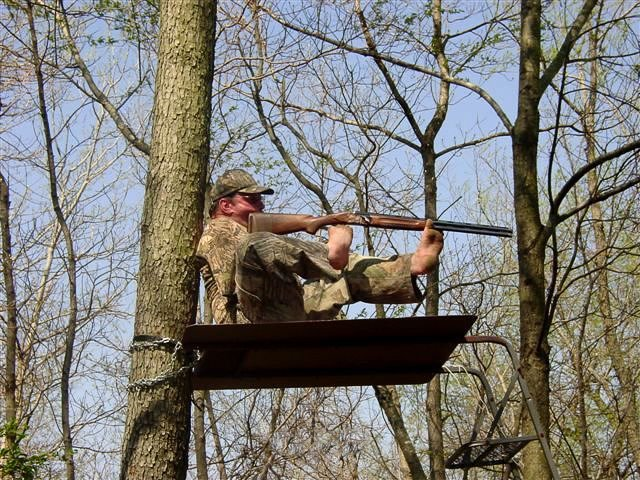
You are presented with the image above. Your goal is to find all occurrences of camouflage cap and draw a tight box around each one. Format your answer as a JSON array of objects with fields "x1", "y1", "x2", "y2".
[{"x1": 211, "y1": 169, "x2": 274, "y2": 202}]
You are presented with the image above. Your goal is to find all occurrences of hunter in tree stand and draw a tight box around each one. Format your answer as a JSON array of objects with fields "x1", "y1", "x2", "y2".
[{"x1": 196, "y1": 169, "x2": 443, "y2": 324}]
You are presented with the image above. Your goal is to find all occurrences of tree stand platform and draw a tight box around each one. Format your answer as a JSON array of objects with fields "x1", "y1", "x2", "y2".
[{"x1": 182, "y1": 315, "x2": 475, "y2": 389}]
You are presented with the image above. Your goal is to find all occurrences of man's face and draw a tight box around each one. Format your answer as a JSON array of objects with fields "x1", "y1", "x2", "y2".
[{"x1": 221, "y1": 193, "x2": 265, "y2": 226}]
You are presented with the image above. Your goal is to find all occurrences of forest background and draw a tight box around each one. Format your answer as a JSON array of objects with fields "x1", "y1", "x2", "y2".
[{"x1": 1, "y1": 0, "x2": 639, "y2": 479}]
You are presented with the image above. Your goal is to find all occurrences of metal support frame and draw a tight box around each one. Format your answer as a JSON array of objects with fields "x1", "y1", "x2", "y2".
[
  {"x1": 442, "y1": 336, "x2": 560, "y2": 480},
  {"x1": 442, "y1": 366, "x2": 531, "y2": 479}
]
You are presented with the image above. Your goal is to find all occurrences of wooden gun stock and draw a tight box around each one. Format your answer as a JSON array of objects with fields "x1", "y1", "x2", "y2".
[{"x1": 248, "y1": 212, "x2": 512, "y2": 238}]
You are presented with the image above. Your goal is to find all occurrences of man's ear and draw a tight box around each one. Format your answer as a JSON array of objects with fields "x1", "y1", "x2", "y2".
[{"x1": 218, "y1": 197, "x2": 234, "y2": 215}]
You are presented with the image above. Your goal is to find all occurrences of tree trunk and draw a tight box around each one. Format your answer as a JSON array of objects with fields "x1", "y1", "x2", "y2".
[
  {"x1": 574, "y1": 313, "x2": 589, "y2": 479},
  {"x1": 424, "y1": 145, "x2": 444, "y2": 480},
  {"x1": 119, "y1": 0, "x2": 216, "y2": 478},
  {"x1": 1, "y1": 173, "x2": 18, "y2": 447},
  {"x1": 205, "y1": 395, "x2": 229, "y2": 480},
  {"x1": 194, "y1": 391, "x2": 209, "y2": 480},
  {"x1": 512, "y1": 1, "x2": 551, "y2": 479},
  {"x1": 583, "y1": 25, "x2": 640, "y2": 473},
  {"x1": 422, "y1": 1, "x2": 449, "y2": 474},
  {"x1": 374, "y1": 385, "x2": 428, "y2": 480},
  {"x1": 27, "y1": 2, "x2": 79, "y2": 477}
]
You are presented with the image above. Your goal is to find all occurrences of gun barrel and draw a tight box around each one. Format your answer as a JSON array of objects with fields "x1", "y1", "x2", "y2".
[
  {"x1": 356, "y1": 212, "x2": 512, "y2": 238},
  {"x1": 432, "y1": 219, "x2": 512, "y2": 238}
]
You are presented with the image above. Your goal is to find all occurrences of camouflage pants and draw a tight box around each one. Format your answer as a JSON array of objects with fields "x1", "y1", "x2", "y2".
[{"x1": 235, "y1": 232, "x2": 421, "y2": 323}]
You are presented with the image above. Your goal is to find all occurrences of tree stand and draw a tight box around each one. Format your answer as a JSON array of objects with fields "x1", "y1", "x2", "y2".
[{"x1": 182, "y1": 316, "x2": 559, "y2": 478}]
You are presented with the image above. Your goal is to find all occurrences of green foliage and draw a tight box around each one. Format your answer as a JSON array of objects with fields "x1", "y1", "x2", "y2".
[
  {"x1": 0, "y1": 421, "x2": 52, "y2": 480},
  {"x1": 94, "y1": 0, "x2": 160, "y2": 42},
  {"x1": 89, "y1": 36, "x2": 117, "y2": 47}
]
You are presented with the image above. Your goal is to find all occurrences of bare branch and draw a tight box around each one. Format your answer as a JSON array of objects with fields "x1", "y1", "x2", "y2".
[
  {"x1": 56, "y1": 0, "x2": 150, "y2": 155},
  {"x1": 550, "y1": 139, "x2": 640, "y2": 223}
]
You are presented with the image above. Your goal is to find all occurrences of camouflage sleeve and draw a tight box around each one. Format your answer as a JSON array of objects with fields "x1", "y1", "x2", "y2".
[
  {"x1": 197, "y1": 219, "x2": 249, "y2": 324},
  {"x1": 197, "y1": 221, "x2": 241, "y2": 297}
]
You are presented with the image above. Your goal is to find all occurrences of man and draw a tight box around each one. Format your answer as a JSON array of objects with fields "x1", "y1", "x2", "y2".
[{"x1": 197, "y1": 169, "x2": 443, "y2": 324}]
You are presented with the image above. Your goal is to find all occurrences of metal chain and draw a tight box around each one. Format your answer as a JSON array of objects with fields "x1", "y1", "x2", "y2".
[
  {"x1": 127, "y1": 335, "x2": 200, "y2": 391},
  {"x1": 129, "y1": 335, "x2": 179, "y2": 352}
]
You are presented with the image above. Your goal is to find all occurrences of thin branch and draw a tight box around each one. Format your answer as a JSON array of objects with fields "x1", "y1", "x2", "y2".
[
  {"x1": 554, "y1": 175, "x2": 640, "y2": 226},
  {"x1": 354, "y1": 0, "x2": 423, "y2": 142},
  {"x1": 549, "y1": 139, "x2": 640, "y2": 223},
  {"x1": 539, "y1": 0, "x2": 599, "y2": 91},
  {"x1": 56, "y1": 0, "x2": 150, "y2": 155}
]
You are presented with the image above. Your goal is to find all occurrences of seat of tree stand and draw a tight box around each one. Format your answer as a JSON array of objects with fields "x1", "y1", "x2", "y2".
[
  {"x1": 442, "y1": 338, "x2": 561, "y2": 480},
  {"x1": 443, "y1": 365, "x2": 538, "y2": 472},
  {"x1": 181, "y1": 315, "x2": 476, "y2": 390}
]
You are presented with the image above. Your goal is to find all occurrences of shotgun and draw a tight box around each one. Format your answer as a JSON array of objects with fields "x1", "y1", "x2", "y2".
[{"x1": 248, "y1": 212, "x2": 512, "y2": 238}]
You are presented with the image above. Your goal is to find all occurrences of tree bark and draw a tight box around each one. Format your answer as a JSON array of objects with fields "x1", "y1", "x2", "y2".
[
  {"x1": 1, "y1": 173, "x2": 18, "y2": 447},
  {"x1": 119, "y1": 0, "x2": 215, "y2": 478},
  {"x1": 194, "y1": 391, "x2": 209, "y2": 480},
  {"x1": 512, "y1": 1, "x2": 551, "y2": 478},
  {"x1": 423, "y1": 1, "x2": 449, "y2": 476},
  {"x1": 424, "y1": 142, "x2": 444, "y2": 480}
]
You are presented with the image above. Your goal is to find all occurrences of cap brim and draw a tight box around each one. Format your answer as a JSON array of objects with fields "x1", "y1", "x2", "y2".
[{"x1": 238, "y1": 186, "x2": 274, "y2": 195}]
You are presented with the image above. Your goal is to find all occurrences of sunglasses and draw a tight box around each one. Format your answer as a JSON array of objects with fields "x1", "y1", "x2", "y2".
[{"x1": 236, "y1": 193, "x2": 263, "y2": 204}]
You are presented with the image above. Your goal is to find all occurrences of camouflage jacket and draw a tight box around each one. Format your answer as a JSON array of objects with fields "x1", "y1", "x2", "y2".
[{"x1": 196, "y1": 216, "x2": 248, "y2": 324}]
